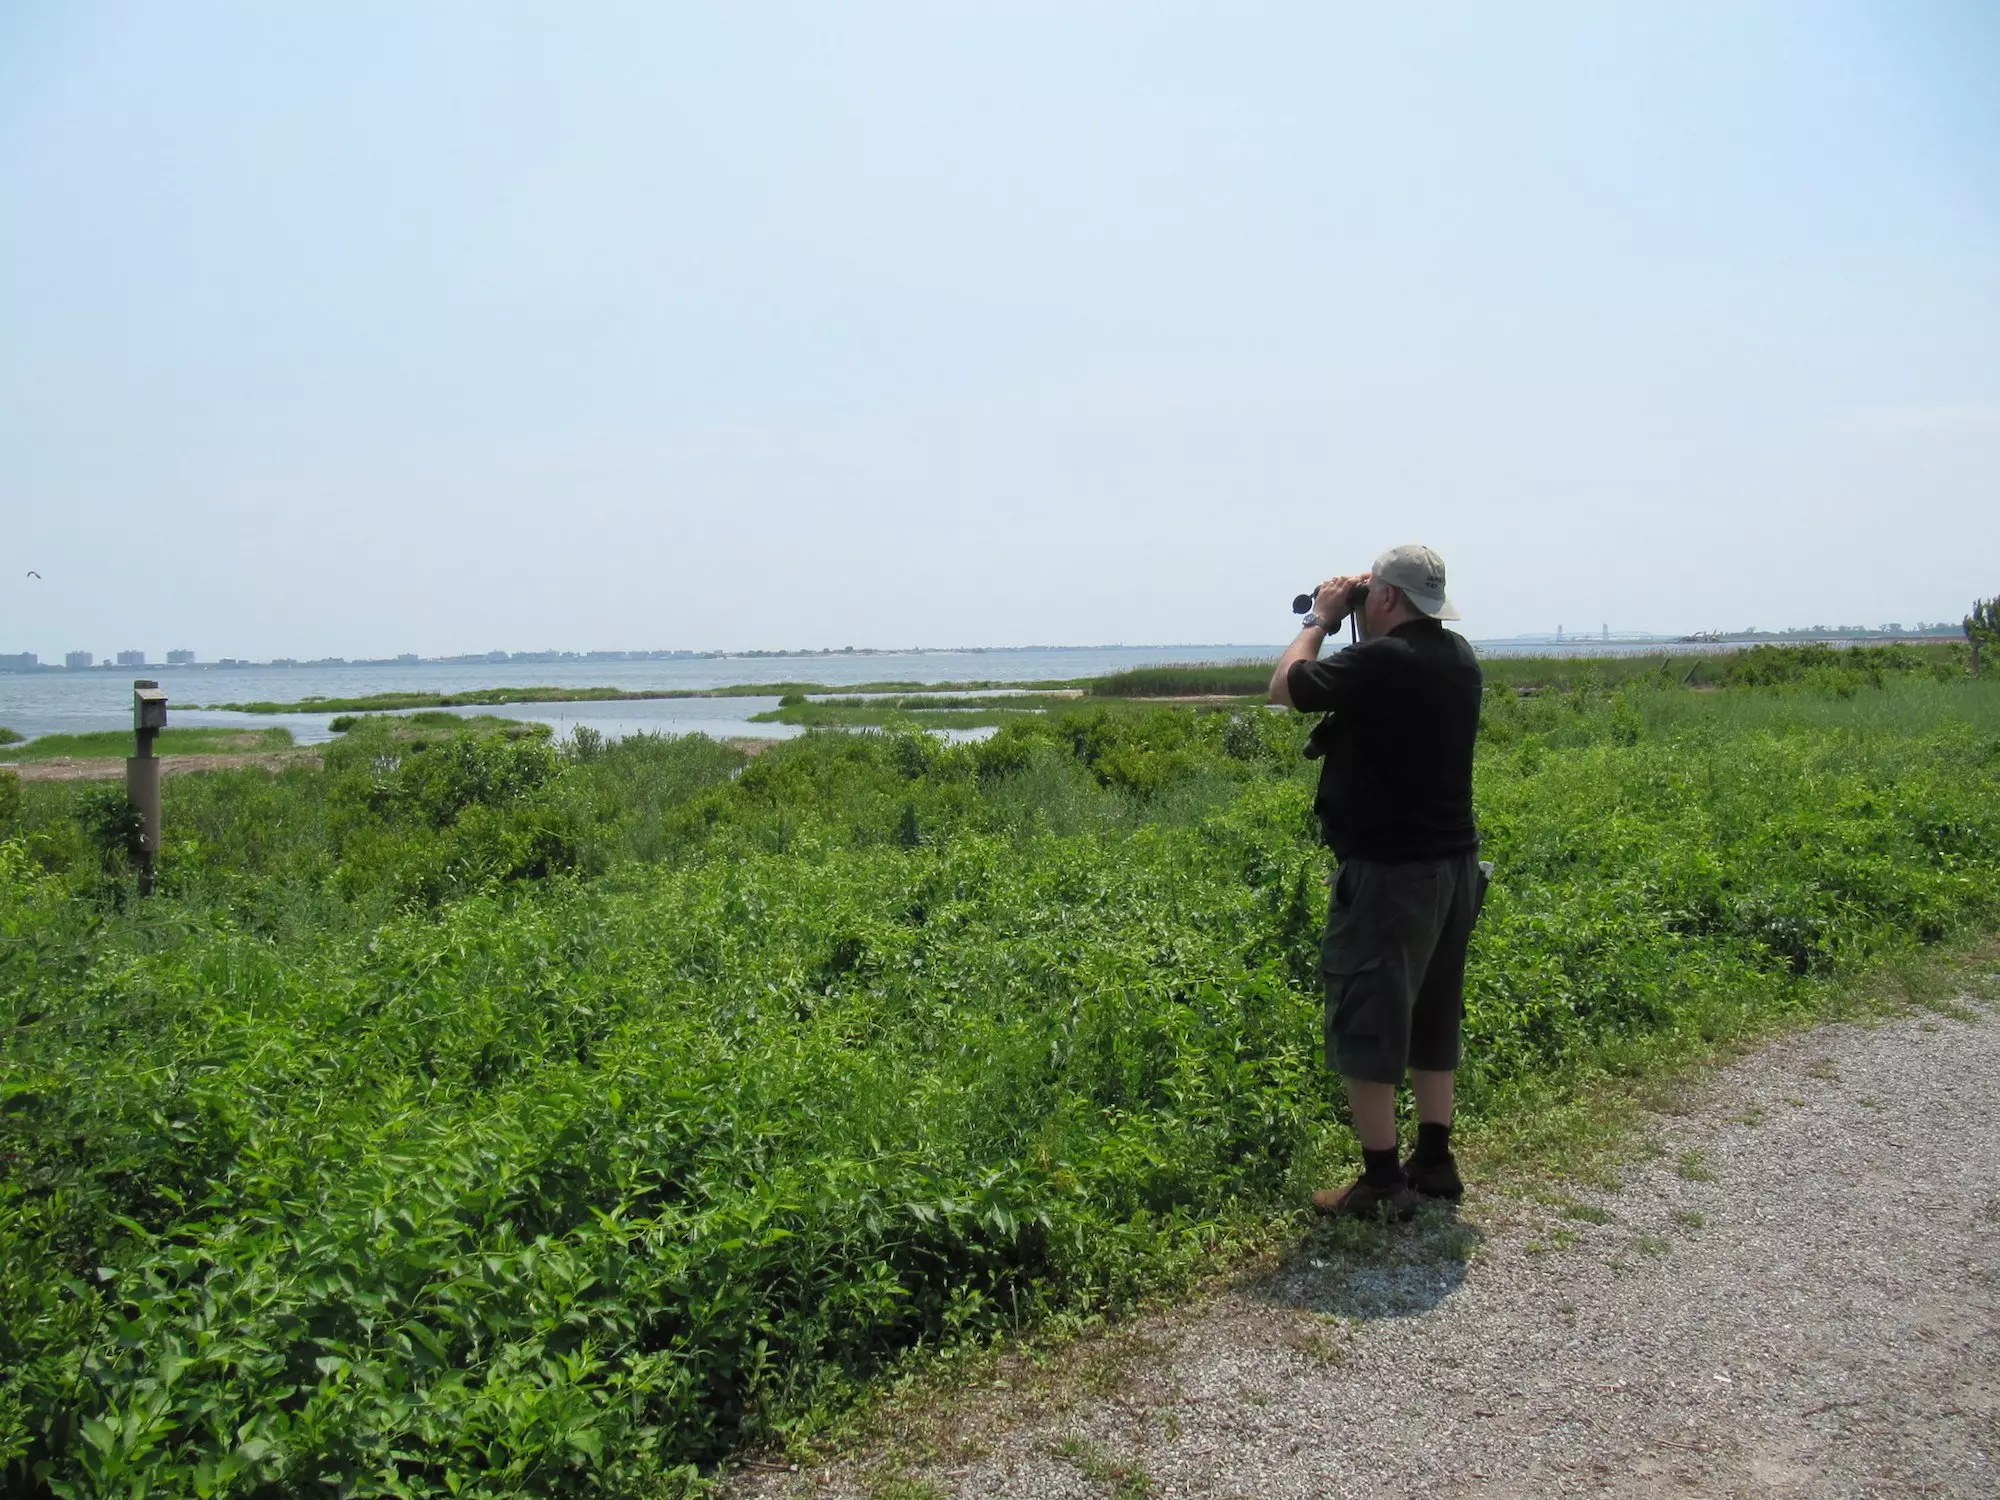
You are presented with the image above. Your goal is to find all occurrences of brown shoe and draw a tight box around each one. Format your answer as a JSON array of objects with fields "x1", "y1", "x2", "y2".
[
  {"x1": 1312, "y1": 1173, "x2": 1420, "y2": 1222},
  {"x1": 1401, "y1": 1151, "x2": 1465, "y2": 1202}
]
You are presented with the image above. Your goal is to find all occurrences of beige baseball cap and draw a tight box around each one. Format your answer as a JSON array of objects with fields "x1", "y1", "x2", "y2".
[{"x1": 1371, "y1": 543, "x2": 1460, "y2": 620}]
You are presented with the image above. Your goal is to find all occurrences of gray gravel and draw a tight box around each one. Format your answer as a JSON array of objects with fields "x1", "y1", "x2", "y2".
[{"x1": 735, "y1": 996, "x2": 1999, "y2": 1499}]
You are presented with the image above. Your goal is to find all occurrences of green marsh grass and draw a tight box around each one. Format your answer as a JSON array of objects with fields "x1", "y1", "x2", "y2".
[
  {"x1": 326, "y1": 710, "x2": 546, "y2": 738},
  {"x1": 751, "y1": 693, "x2": 1092, "y2": 729},
  {"x1": 1085, "y1": 662, "x2": 1269, "y2": 697}
]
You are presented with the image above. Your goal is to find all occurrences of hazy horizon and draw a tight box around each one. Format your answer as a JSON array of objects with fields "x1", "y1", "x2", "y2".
[
  {"x1": 5, "y1": 3, "x2": 1997, "y2": 661},
  {"x1": 14, "y1": 616, "x2": 1971, "y2": 669}
]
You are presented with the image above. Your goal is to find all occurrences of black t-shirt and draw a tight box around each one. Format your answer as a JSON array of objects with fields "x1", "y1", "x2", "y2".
[{"x1": 1286, "y1": 618, "x2": 1482, "y2": 861}]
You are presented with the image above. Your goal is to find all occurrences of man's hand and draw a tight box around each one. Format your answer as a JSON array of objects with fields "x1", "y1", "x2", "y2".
[
  {"x1": 1269, "y1": 572, "x2": 1370, "y2": 708},
  {"x1": 1310, "y1": 573, "x2": 1370, "y2": 628}
]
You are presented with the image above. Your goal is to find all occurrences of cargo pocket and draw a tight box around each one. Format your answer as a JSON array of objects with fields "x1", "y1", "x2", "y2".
[
  {"x1": 1323, "y1": 956, "x2": 1389, "y2": 1076},
  {"x1": 1323, "y1": 955, "x2": 1384, "y2": 1029},
  {"x1": 1320, "y1": 860, "x2": 1372, "y2": 977}
]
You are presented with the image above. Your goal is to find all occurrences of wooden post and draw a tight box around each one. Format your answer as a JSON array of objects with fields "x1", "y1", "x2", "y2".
[{"x1": 129, "y1": 680, "x2": 166, "y2": 896}]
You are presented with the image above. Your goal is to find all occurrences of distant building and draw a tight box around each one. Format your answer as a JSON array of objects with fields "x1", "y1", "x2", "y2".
[
  {"x1": 0, "y1": 652, "x2": 36, "y2": 672},
  {"x1": 218, "y1": 658, "x2": 250, "y2": 667},
  {"x1": 65, "y1": 650, "x2": 93, "y2": 670},
  {"x1": 396, "y1": 653, "x2": 421, "y2": 664},
  {"x1": 115, "y1": 649, "x2": 146, "y2": 667},
  {"x1": 166, "y1": 648, "x2": 195, "y2": 665}
]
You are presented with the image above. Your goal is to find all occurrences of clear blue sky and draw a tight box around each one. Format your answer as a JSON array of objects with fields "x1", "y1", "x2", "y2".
[{"x1": 3, "y1": 1, "x2": 1996, "y2": 658}]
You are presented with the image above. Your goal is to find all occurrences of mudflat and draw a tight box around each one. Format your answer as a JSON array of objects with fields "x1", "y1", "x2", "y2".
[{"x1": 4, "y1": 750, "x2": 322, "y2": 782}]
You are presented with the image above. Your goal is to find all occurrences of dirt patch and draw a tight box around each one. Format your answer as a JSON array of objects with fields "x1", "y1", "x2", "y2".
[{"x1": 4, "y1": 751, "x2": 323, "y2": 782}]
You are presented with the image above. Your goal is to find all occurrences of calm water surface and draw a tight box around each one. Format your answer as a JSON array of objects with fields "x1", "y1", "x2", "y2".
[
  {"x1": 0, "y1": 636, "x2": 1863, "y2": 746},
  {"x1": 0, "y1": 645, "x2": 1282, "y2": 743}
]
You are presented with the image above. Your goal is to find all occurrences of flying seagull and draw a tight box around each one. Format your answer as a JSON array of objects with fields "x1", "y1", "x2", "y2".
[{"x1": 25, "y1": 570, "x2": 40, "y2": 578}]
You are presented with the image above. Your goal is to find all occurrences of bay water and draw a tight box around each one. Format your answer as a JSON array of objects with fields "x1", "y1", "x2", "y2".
[{"x1": 0, "y1": 636, "x2": 1818, "y2": 747}]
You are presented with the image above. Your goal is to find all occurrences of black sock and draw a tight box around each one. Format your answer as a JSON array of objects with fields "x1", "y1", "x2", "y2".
[
  {"x1": 1362, "y1": 1147, "x2": 1403, "y2": 1187},
  {"x1": 1413, "y1": 1121, "x2": 1453, "y2": 1165}
]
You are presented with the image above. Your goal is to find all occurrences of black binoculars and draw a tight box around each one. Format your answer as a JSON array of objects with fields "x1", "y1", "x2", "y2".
[{"x1": 1292, "y1": 583, "x2": 1368, "y2": 617}]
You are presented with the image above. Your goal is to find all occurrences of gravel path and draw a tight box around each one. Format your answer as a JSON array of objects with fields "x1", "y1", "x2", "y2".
[{"x1": 743, "y1": 993, "x2": 1998, "y2": 1499}]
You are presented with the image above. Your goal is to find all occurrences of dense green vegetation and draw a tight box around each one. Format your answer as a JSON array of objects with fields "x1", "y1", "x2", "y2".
[
  {"x1": 3, "y1": 651, "x2": 1997, "y2": 1498},
  {"x1": 0, "y1": 726, "x2": 296, "y2": 762},
  {"x1": 1478, "y1": 640, "x2": 1967, "y2": 695},
  {"x1": 1083, "y1": 662, "x2": 1269, "y2": 697}
]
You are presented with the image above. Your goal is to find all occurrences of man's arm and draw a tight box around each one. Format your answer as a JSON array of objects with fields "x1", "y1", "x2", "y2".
[
  {"x1": 1268, "y1": 574, "x2": 1366, "y2": 708},
  {"x1": 1267, "y1": 620, "x2": 1328, "y2": 708}
]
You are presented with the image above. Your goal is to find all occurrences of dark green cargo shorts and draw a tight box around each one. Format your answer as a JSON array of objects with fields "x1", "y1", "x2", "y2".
[{"x1": 1321, "y1": 853, "x2": 1487, "y2": 1085}]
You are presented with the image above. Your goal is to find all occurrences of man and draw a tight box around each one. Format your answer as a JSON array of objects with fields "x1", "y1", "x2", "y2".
[{"x1": 1268, "y1": 543, "x2": 1484, "y2": 1219}]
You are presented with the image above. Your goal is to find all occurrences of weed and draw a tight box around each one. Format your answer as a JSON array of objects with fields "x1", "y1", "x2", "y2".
[
  {"x1": 1671, "y1": 1209, "x2": 1707, "y2": 1230},
  {"x1": 1677, "y1": 1150, "x2": 1719, "y2": 1182},
  {"x1": 1279, "y1": 1319, "x2": 1347, "y2": 1365},
  {"x1": 1055, "y1": 1436, "x2": 1154, "y2": 1498}
]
